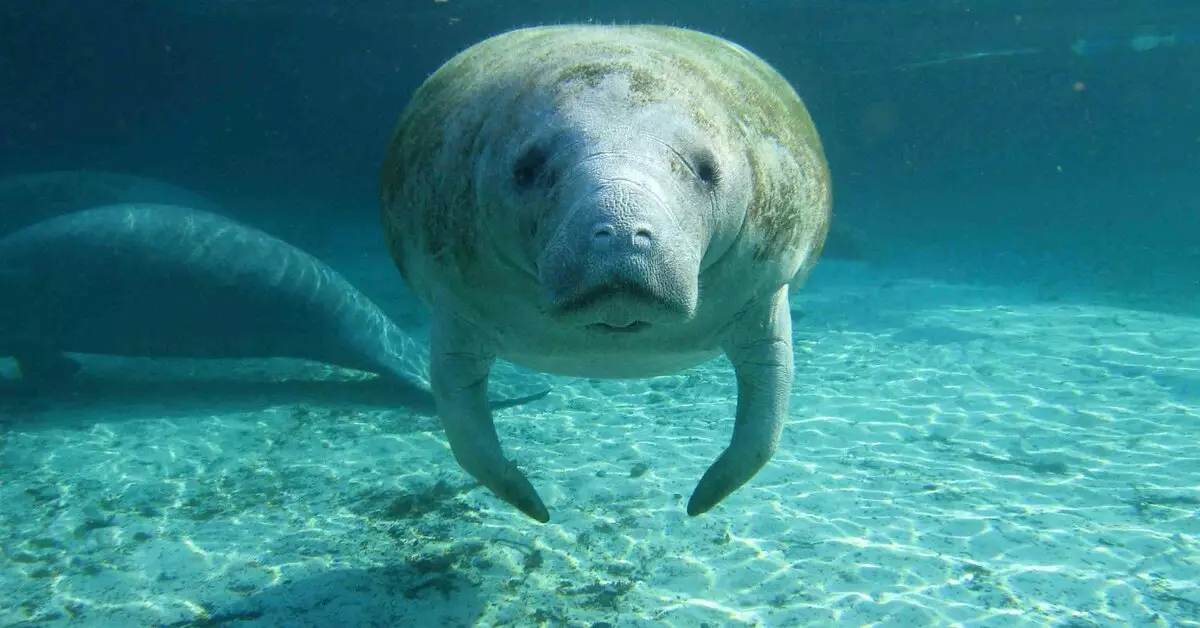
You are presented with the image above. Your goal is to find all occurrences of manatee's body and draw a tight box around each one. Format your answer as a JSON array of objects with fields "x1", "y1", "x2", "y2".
[
  {"x1": 0, "y1": 204, "x2": 441, "y2": 407},
  {"x1": 381, "y1": 25, "x2": 832, "y2": 521},
  {"x1": 0, "y1": 170, "x2": 217, "y2": 237}
]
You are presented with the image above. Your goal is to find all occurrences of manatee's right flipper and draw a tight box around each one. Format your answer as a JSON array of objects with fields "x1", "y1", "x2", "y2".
[
  {"x1": 430, "y1": 313, "x2": 550, "y2": 523},
  {"x1": 15, "y1": 352, "x2": 81, "y2": 383}
]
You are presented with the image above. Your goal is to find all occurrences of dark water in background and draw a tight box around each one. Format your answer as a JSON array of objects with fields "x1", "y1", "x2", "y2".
[{"x1": 1, "y1": 0, "x2": 1197, "y2": 309}]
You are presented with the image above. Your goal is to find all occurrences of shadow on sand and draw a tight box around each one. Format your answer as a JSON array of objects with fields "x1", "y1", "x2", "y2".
[{"x1": 161, "y1": 563, "x2": 486, "y2": 628}]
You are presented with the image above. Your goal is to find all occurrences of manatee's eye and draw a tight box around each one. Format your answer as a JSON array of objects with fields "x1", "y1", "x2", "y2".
[
  {"x1": 693, "y1": 150, "x2": 720, "y2": 187},
  {"x1": 513, "y1": 144, "x2": 550, "y2": 189}
]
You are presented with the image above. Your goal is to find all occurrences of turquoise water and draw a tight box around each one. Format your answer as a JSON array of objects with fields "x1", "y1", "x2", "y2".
[
  {"x1": 2, "y1": 236, "x2": 1196, "y2": 626},
  {"x1": 1, "y1": 2, "x2": 1198, "y2": 626}
]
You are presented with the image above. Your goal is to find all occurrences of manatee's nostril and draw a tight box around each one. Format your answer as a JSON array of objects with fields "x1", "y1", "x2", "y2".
[
  {"x1": 590, "y1": 223, "x2": 654, "y2": 251},
  {"x1": 633, "y1": 227, "x2": 654, "y2": 247},
  {"x1": 592, "y1": 224, "x2": 614, "y2": 250}
]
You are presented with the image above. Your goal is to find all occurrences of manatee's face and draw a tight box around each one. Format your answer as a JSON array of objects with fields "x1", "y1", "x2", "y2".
[{"x1": 482, "y1": 74, "x2": 751, "y2": 334}]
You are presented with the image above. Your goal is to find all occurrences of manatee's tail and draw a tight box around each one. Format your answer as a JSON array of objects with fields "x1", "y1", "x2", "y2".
[
  {"x1": 489, "y1": 386, "x2": 551, "y2": 410},
  {"x1": 372, "y1": 320, "x2": 552, "y2": 412},
  {"x1": 374, "y1": 363, "x2": 550, "y2": 413}
]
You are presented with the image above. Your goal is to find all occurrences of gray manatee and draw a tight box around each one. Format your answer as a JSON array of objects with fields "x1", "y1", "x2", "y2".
[
  {"x1": 381, "y1": 24, "x2": 832, "y2": 522},
  {"x1": 0, "y1": 203, "x2": 547, "y2": 412},
  {"x1": 0, "y1": 170, "x2": 218, "y2": 237}
]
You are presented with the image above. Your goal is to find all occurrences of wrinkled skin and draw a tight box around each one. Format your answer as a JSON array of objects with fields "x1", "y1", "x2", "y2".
[{"x1": 382, "y1": 24, "x2": 831, "y2": 522}]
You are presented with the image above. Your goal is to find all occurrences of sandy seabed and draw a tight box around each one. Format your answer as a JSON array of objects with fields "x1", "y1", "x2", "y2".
[{"x1": 1, "y1": 259, "x2": 1197, "y2": 627}]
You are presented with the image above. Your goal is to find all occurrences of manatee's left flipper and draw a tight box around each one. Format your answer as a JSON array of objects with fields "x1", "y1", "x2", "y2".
[
  {"x1": 430, "y1": 313, "x2": 550, "y2": 523},
  {"x1": 688, "y1": 286, "x2": 793, "y2": 516},
  {"x1": 15, "y1": 351, "x2": 82, "y2": 382}
]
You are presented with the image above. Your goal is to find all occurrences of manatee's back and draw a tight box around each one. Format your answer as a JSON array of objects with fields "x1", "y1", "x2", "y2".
[{"x1": 0, "y1": 170, "x2": 218, "y2": 239}]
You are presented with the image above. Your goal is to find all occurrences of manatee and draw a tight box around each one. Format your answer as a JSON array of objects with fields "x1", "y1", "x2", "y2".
[
  {"x1": 0, "y1": 203, "x2": 547, "y2": 411},
  {"x1": 0, "y1": 170, "x2": 217, "y2": 237},
  {"x1": 380, "y1": 25, "x2": 832, "y2": 522}
]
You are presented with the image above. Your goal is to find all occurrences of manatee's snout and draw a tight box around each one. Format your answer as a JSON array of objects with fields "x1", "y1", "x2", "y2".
[{"x1": 539, "y1": 182, "x2": 700, "y2": 330}]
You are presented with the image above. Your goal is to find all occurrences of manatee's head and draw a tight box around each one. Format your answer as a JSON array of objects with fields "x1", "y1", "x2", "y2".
[
  {"x1": 527, "y1": 115, "x2": 728, "y2": 332},
  {"x1": 479, "y1": 56, "x2": 761, "y2": 335}
]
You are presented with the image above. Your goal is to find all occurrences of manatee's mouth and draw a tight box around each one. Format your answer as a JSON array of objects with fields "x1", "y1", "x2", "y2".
[
  {"x1": 547, "y1": 280, "x2": 679, "y2": 332},
  {"x1": 587, "y1": 321, "x2": 652, "y2": 333}
]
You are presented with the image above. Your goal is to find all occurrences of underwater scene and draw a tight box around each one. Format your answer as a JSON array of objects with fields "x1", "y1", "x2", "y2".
[{"x1": 0, "y1": 0, "x2": 1197, "y2": 626}]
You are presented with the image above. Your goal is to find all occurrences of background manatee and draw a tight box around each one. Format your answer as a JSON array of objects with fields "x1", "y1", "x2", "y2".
[{"x1": 0, "y1": 203, "x2": 547, "y2": 411}]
